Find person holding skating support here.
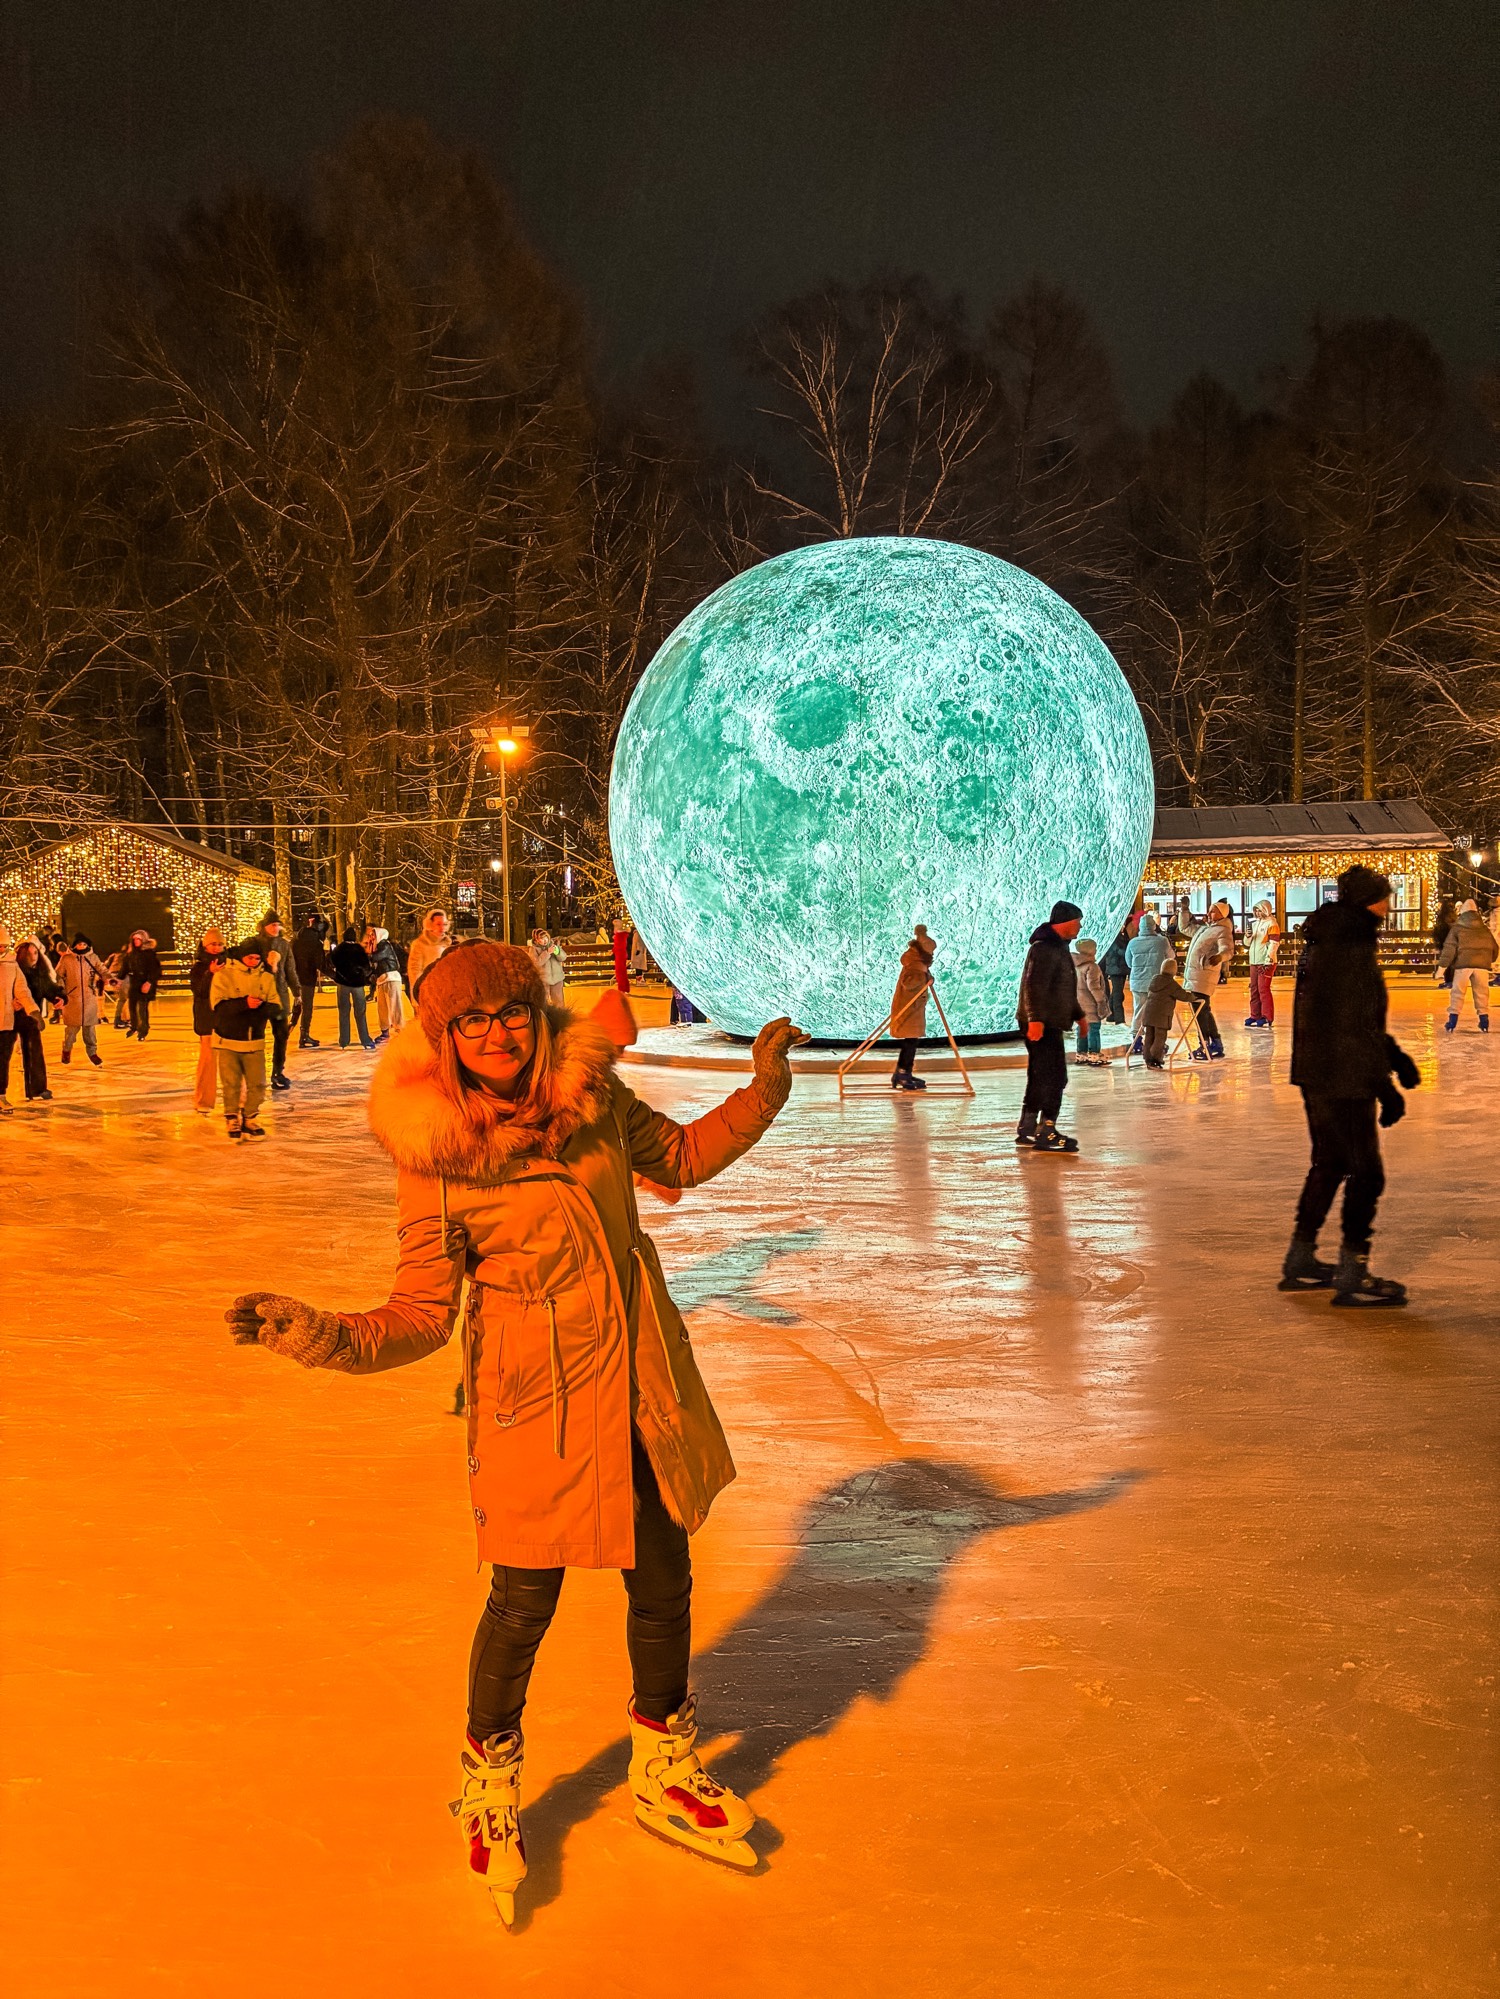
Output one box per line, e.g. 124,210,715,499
890,925,935,1090
1016,900,1084,1151
1280,865,1418,1306
225,941,805,1926
1137,966,1200,1068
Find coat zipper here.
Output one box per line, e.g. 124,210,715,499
546,1297,563,1457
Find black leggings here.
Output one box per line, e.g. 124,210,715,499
895,1037,918,1071
1295,1093,1385,1253
467,1431,691,1739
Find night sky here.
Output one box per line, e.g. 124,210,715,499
1,0,1493,424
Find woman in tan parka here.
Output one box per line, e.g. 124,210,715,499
227,941,803,1925
889,924,936,1091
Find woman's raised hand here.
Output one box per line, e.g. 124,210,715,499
750,1016,808,1112
226,1291,345,1368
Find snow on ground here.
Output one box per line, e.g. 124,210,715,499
2,985,1496,1997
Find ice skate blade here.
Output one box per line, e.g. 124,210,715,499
487,1887,516,1927
1277,1275,1334,1291
633,1804,759,1872
1330,1291,1407,1309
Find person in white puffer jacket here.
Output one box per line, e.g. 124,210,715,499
1183,900,1235,1059
1246,900,1281,1028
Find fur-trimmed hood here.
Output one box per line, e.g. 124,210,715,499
367,1008,618,1181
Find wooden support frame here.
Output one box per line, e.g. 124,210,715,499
836,980,976,1097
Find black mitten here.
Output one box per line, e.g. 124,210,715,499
1377,1079,1406,1129
1385,1037,1420,1090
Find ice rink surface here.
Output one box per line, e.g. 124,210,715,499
2,986,1497,1997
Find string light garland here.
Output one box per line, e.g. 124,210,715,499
1142,846,1442,893
0,825,271,950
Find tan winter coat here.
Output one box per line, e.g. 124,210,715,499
57,948,107,1028
0,952,39,1031
890,939,934,1038
333,1014,781,1569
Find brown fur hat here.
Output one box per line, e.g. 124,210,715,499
416,940,545,1044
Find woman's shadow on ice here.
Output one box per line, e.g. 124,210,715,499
513,1455,1143,1926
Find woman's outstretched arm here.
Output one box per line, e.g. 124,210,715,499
227,1173,464,1374
623,1017,804,1189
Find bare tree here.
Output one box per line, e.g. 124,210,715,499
744,278,994,542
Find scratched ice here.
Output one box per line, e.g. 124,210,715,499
2,987,1496,1997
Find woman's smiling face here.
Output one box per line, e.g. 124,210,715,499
451,1004,537,1097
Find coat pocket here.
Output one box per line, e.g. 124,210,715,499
473,1298,521,1430
476,1293,562,1433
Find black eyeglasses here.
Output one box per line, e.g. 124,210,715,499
453,1002,535,1040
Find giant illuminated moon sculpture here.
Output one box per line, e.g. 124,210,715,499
609,538,1154,1038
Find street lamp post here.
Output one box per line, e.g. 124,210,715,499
471,721,529,945
500,748,512,943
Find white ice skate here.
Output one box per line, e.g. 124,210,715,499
452,1729,526,1926
627,1694,756,1871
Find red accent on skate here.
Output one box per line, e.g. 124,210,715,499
469,1835,490,1876
664,1784,728,1830
629,1707,669,1733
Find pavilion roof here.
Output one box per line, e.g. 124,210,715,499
3,821,272,883
1150,800,1447,856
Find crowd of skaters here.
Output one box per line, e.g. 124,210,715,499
0,907,572,1136
887,871,1493,1302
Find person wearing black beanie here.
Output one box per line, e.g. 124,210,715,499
1279,863,1413,1305
1016,901,1086,1151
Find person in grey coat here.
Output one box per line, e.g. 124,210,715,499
1071,938,1108,1065
1437,900,1496,1032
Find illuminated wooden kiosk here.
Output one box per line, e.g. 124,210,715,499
0,823,273,978
1140,800,1449,970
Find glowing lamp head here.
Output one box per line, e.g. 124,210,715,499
609,538,1154,1037
1469,849,1484,867
497,737,518,756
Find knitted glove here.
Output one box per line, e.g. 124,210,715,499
1385,1037,1420,1090
750,1016,807,1113
1376,1079,1406,1129
226,1291,346,1368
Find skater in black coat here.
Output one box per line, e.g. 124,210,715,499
329,927,377,1050
1015,899,1085,1152
1101,929,1130,1024
292,916,331,1048
1281,865,1418,1306
120,932,163,1040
